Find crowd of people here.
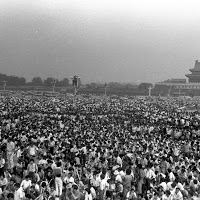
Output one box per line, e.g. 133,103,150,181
0,94,200,200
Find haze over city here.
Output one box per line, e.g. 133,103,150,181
1,0,200,84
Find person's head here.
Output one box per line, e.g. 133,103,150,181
154,191,159,197
72,184,78,191
100,173,105,180
175,187,180,194
126,168,131,175
66,183,72,191
25,175,30,180
10,179,14,185
30,159,34,164
30,185,35,192
44,191,49,198
171,182,176,189
57,161,62,167
165,190,171,197
68,172,72,178
168,168,171,173
50,186,55,192
193,179,198,185
14,183,20,191
131,185,136,192
188,175,192,180
40,181,46,188
7,193,14,200
25,193,33,200
0,174,4,180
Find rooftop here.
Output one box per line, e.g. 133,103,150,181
194,60,200,70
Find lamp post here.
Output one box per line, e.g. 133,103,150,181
168,84,172,97
104,83,108,96
178,89,181,107
2,80,7,91
71,76,81,96
148,86,153,97
51,79,56,93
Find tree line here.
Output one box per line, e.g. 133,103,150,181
85,82,153,91
0,73,70,87
0,73,153,91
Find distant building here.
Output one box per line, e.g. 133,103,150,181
154,60,200,96
185,60,200,83
154,81,200,96
162,79,187,84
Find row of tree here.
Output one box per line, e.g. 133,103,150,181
0,73,26,86
0,73,153,91
0,73,70,87
85,82,153,91
27,77,70,87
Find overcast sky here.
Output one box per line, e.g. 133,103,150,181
0,0,200,84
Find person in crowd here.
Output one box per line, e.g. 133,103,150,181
0,152,5,177
7,137,15,172
27,159,38,182
53,161,63,198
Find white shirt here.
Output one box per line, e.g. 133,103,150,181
176,183,184,191
169,172,175,182
145,169,156,179
15,187,25,200
116,174,122,183
174,148,179,156
38,159,48,165
85,192,93,200
117,156,122,167
7,141,15,153
167,182,173,191
81,146,87,154
51,162,57,170
159,182,167,192
90,187,96,199
16,149,22,158
0,158,5,168
99,179,108,190
119,170,125,178
97,172,110,182
172,191,183,200
162,194,172,200
20,179,32,189
29,146,37,156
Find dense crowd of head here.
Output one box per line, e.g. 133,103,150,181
0,95,200,200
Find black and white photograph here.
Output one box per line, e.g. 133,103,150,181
1,0,200,199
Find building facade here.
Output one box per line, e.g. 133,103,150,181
185,60,200,83
153,60,200,96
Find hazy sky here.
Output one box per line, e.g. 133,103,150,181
1,0,200,83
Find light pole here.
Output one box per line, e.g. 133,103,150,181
71,76,81,96
168,84,172,97
104,83,108,96
178,89,181,107
51,79,56,93
2,80,7,91
148,86,153,97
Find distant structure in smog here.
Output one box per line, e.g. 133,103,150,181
154,60,200,96
71,75,81,95
185,60,200,83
